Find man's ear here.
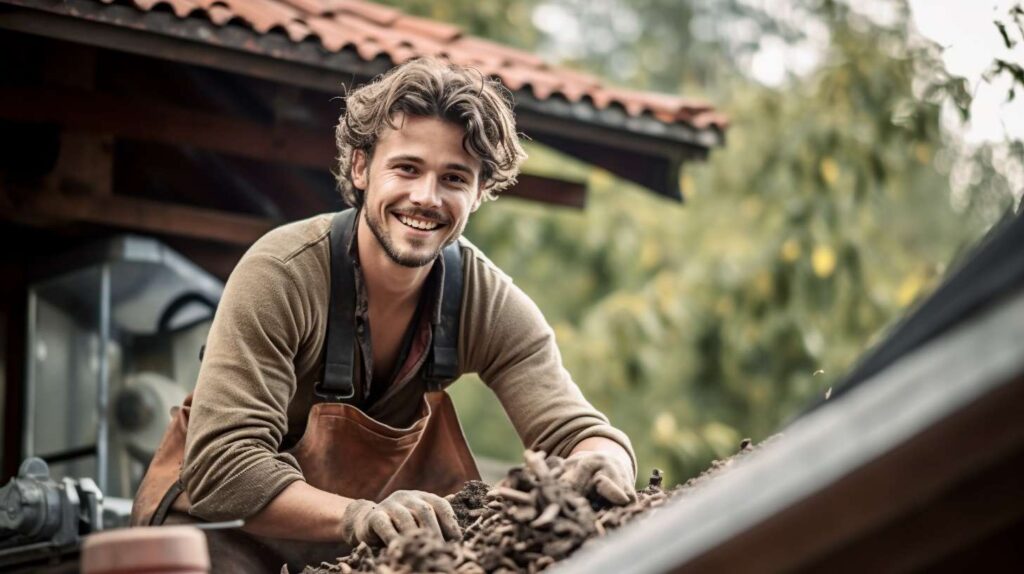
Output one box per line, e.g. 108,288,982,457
351,149,368,190
470,183,485,213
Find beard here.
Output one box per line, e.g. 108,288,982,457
364,205,457,268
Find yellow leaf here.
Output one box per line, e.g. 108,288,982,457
753,270,773,298
702,422,740,457
680,174,695,199
589,169,613,189
897,273,924,307
652,412,677,446
811,245,837,278
780,238,801,262
914,144,931,165
639,240,660,269
819,157,840,187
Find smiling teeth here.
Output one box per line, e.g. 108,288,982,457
398,214,440,230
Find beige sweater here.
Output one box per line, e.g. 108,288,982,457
181,213,635,521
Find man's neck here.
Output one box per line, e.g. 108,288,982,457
356,214,433,312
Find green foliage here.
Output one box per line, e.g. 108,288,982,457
444,0,1017,484
374,0,540,50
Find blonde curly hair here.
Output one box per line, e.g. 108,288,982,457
334,57,527,207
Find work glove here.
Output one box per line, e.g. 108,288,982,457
561,451,637,506
339,490,462,547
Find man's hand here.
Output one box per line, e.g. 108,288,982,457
563,444,637,506
339,490,462,547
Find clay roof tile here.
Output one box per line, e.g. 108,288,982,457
111,0,726,131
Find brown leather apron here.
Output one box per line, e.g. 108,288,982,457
131,210,478,571
131,390,480,572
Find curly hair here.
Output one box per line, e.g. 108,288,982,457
334,57,528,207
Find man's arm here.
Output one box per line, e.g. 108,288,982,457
243,481,351,541
182,252,311,522
183,239,460,544
459,246,637,497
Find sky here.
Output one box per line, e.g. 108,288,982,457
742,0,1024,143
908,0,1024,143
533,0,1023,144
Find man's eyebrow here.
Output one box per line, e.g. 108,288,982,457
445,163,475,176
386,154,425,165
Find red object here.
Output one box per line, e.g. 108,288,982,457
81,525,209,574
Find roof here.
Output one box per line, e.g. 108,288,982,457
95,0,727,133
0,0,726,199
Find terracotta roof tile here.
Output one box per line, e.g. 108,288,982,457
392,15,462,43
107,0,727,131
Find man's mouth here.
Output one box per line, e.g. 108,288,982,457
394,212,445,232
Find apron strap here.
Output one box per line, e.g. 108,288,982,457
318,209,464,398
424,241,463,389
317,208,359,400
149,479,185,526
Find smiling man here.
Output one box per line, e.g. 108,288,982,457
130,58,636,572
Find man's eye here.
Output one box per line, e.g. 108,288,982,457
444,174,467,185
397,165,417,174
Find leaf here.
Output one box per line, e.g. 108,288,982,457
995,20,1016,49
811,245,837,278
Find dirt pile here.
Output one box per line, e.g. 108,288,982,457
295,441,762,574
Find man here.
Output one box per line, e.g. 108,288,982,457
131,58,635,571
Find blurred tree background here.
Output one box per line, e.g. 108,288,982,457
380,0,1022,483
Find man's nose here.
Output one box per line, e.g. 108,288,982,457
408,175,442,207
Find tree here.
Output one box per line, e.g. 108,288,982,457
448,0,1016,483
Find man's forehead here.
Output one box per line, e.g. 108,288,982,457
376,114,481,168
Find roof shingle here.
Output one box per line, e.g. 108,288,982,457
97,0,727,131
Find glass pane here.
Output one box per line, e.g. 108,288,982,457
29,266,104,459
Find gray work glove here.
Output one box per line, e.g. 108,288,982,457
339,490,462,547
561,451,637,506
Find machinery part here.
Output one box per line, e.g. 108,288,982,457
0,457,104,561
114,371,188,461
0,458,63,543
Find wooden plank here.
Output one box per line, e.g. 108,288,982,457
0,86,335,170
799,447,1024,573
12,191,277,246
47,130,114,196
505,173,587,209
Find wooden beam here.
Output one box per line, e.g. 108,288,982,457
504,173,587,209
0,2,384,95
8,189,277,246
0,86,335,170
47,130,114,196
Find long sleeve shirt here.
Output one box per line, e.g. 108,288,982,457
181,213,635,521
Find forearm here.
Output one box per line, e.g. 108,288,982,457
570,436,636,480
242,480,354,541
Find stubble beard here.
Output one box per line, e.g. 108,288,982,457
364,206,457,268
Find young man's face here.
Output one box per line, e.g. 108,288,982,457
352,114,484,268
